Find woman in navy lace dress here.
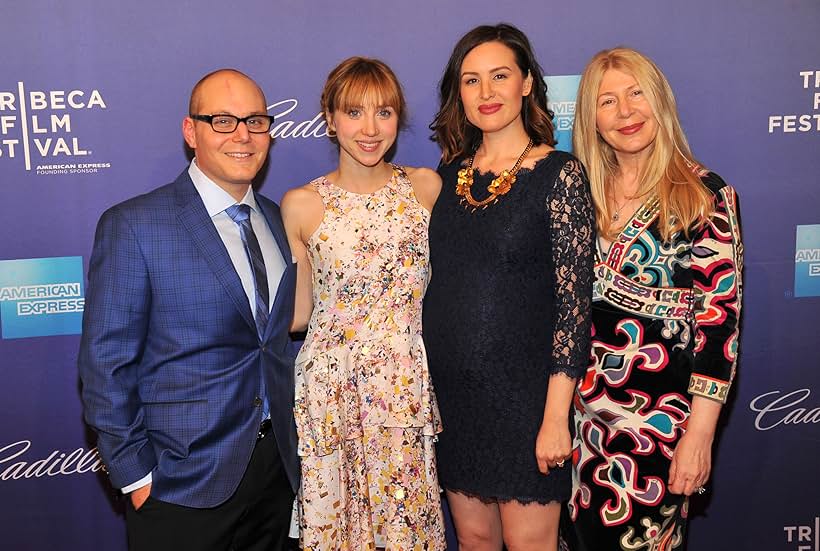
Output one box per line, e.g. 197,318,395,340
424,24,595,551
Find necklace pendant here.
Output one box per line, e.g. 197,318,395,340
456,138,533,213
613,212,620,221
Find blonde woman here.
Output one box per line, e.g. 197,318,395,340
567,47,743,550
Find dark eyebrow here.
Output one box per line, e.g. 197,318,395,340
461,66,513,77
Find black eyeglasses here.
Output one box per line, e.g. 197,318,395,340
190,114,275,134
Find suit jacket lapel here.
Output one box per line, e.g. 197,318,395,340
255,192,294,337
256,193,291,266
174,171,257,333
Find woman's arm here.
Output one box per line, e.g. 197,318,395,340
280,185,324,332
669,178,743,495
405,166,442,214
536,157,596,474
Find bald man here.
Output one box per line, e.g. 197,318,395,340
79,69,298,550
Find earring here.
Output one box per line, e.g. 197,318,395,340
326,128,336,138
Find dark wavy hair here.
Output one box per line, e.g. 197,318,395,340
429,23,555,163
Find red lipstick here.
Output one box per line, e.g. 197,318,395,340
618,122,644,135
478,103,502,115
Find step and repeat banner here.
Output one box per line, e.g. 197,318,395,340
1,1,818,549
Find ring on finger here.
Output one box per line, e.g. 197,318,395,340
695,486,706,495
556,460,565,467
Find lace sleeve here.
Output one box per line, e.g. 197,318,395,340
547,158,595,378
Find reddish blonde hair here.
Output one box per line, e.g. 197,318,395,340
321,56,407,142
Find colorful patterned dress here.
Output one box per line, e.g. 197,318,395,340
293,166,445,551
568,171,743,550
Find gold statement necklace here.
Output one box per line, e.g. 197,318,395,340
456,139,533,211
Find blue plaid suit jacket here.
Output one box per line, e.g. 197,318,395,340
78,170,299,508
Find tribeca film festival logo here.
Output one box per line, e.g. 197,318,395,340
545,75,581,153
0,440,104,482
0,256,84,339
0,82,111,175
795,224,820,297
783,517,820,551
749,388,820,431
768,69,820,133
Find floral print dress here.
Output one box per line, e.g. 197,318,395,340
568,169,743,551
294,166,445,550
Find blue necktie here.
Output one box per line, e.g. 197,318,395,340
225,204,270,419
225,204,269,337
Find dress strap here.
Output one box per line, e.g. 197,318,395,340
390,164,409,187
389,164,421,203
310,175,337,202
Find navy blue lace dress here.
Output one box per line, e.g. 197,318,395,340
423,151,595,503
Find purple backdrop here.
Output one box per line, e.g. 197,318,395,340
1,1,818,549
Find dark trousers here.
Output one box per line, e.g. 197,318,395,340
125,432,295,551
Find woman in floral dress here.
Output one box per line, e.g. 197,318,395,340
567,47,743,550
281,57,446,550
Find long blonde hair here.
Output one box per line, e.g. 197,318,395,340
573,47,713,242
